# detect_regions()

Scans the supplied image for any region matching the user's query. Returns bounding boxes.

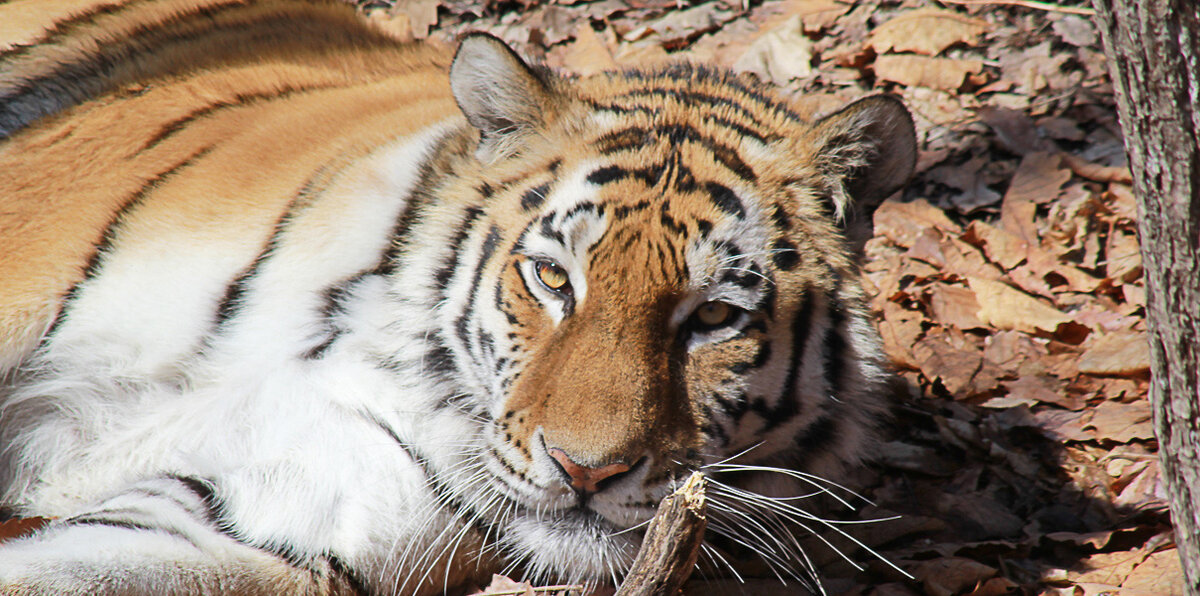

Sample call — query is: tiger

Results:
[0,0,916,593]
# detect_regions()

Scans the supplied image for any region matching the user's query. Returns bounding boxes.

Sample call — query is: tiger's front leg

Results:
[0,477,359,596]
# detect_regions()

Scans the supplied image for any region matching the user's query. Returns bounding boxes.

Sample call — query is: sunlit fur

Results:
[0,0,915,594]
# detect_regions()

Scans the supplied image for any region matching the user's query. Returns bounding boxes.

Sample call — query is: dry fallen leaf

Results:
[1078,330,1151,377]
[874,199,963,249]
[879,301,925,370]
[1002,375,1083,411]
[1069,550,1145,587]
[0,516,49,544]
[874,55,984,91]
[1005,151,1073,205]
[1113,459,1167,512]
[561,23,617,76]
[910,556,998,596]
[968,276,1071,335]
[927,282,985,330]
[733,15,814,86]
[868,8,991,57]
[623,2,733,48]
[391,0,439,39]
[1121,548,1185,593]
[1085,399,1154,443]
[366,10,415,42]
[1027,408,1096,442]
[1106,227,1143,283]
[964,220,1027,270]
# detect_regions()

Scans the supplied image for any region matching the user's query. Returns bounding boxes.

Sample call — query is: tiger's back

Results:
[0,0,455,370]
[0,1,916,594]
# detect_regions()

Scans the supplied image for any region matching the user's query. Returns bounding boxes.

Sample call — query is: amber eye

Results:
[694,301,735,328]
[534,260,572,294]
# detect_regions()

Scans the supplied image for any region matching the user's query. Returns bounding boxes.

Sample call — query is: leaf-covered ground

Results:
[355,0,1171,594]
[0,1,1177,594]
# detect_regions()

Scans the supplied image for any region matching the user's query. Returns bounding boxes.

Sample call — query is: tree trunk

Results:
[1091,1,1200,593]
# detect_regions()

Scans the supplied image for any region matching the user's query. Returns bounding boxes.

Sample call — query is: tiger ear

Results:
[450,33,556,162]
[810,94,917,253]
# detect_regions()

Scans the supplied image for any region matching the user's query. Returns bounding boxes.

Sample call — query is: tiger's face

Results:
[423,35,916,582]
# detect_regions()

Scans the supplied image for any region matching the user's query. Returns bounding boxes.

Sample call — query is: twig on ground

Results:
[614,472,708,596]
[937,0,1096,16]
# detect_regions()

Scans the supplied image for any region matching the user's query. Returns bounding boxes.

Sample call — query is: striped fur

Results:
[0,1,916,593]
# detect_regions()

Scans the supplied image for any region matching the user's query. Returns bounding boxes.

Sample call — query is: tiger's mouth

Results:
[554,504,618,532]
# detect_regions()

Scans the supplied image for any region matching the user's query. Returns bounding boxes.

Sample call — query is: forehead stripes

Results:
[578,64,806,146]
[593,124,757,183]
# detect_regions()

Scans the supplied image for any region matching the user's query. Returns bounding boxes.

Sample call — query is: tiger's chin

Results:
[501,506,642,586]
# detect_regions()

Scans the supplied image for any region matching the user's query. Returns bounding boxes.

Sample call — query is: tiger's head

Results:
[395,33,915,587]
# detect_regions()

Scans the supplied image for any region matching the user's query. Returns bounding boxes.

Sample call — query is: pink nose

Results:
[548,447,632,493]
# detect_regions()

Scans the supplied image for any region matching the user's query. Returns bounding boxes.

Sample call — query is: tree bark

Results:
[1091,1,1200,593]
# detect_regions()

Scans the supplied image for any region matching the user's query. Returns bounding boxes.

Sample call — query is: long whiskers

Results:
[690,463,911,592]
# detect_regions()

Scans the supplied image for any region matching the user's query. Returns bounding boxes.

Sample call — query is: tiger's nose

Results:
[547,447,633,494]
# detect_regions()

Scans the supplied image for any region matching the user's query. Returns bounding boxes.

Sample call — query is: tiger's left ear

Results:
[811,94,917,253]
[450,33,557,162]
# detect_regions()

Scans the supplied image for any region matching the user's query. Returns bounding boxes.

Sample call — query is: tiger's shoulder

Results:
[0,0,454,371]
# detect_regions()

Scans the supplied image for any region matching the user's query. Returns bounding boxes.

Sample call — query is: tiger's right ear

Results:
[450,33,556,162]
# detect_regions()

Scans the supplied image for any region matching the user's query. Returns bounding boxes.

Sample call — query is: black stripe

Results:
[613,199,651,220]
[705,182,745,218]
[594,127,649,154]
[126,487,205,520]
[210,160,346,332]
[454,226,502,359]
[796,415,837,453]
[0,0,395,139]
[587,165,634,186]
[595,123,757,183]
[424,333,458,379]
[721,262,762,288]
[610,88,772,130]
[715,390,749,419]
[167,475,225,530]
[434,206,485,295]
[302,279,361,360]
[538,214,564,244]
[590,102,773,144]
[619,65,803,124]
[44,144,216,341]
[585,162,700,194]
[659,212,687,236]
[67,517,169,535]
[165,475,314,571]
[822,296,848,399]
[699,404,730,447]
[770,203,792,233]
[520,183,550,211]
[359,408,498,549]
[493,268,520,326]
[730,342,771,375]
[138,87,321,153]
[771,238,800,271]
[754,291,815,431]
[371,138,450,277]
[560,201,599,222]
[211,211,303,331]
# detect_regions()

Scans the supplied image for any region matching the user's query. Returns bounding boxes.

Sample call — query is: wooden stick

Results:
[615,472,708,596]
[937,0,1096,16]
